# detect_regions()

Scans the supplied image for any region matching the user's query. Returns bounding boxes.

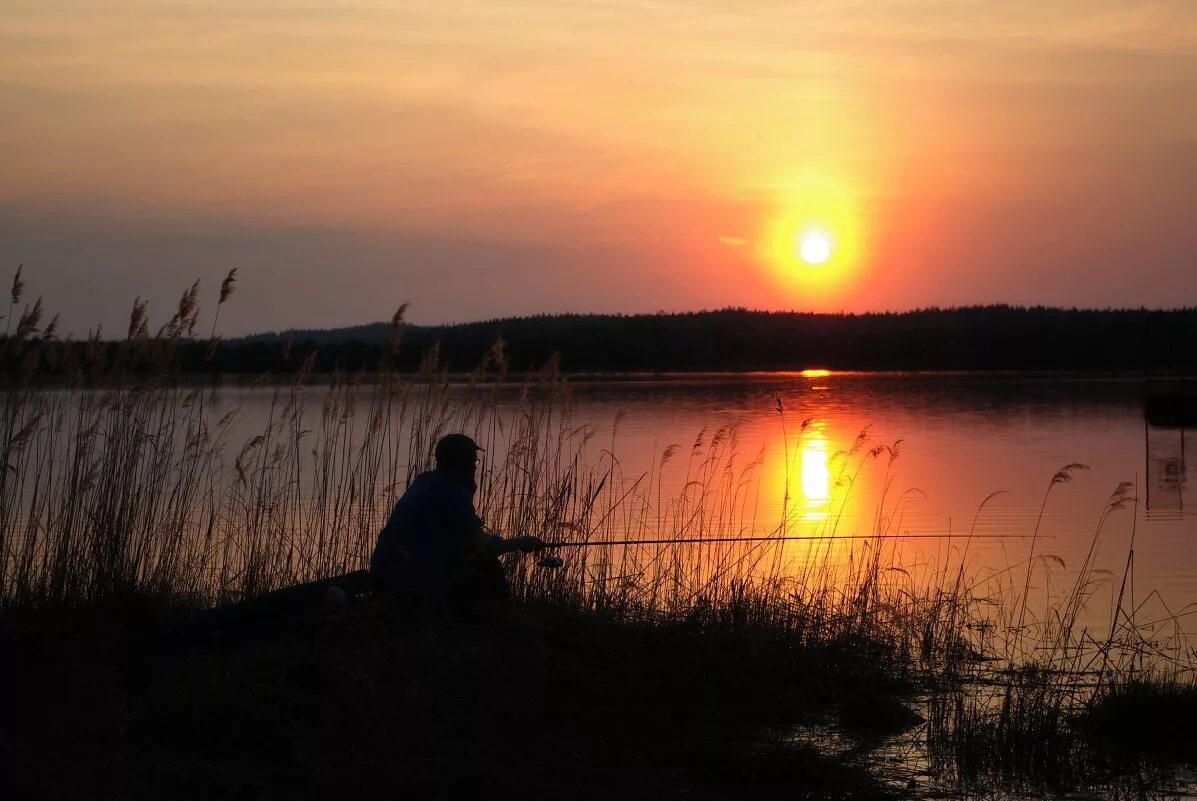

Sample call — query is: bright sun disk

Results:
[799,231,832,265]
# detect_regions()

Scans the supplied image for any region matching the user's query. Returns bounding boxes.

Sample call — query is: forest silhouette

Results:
[14,306,1197,377]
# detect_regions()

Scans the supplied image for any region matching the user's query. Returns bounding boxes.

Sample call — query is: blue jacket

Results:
[370,469,501,595]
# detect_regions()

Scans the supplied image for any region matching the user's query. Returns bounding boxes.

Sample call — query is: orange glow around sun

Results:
[760,171,867,300]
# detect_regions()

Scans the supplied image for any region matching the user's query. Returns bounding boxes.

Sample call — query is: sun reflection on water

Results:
[799,428,832,521]
[802,440,830,500]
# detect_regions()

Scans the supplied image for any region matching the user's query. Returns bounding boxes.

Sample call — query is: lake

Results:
[219,371,1194,633]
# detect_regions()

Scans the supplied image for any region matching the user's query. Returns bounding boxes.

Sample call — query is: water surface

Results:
[223,372,1193,630]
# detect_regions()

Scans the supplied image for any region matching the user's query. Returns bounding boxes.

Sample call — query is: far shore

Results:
[9,367,1193,388]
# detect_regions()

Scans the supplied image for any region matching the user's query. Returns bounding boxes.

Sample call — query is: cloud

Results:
[3,0,1197,325]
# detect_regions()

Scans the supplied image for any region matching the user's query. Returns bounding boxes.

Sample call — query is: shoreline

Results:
[7,367,1190,389]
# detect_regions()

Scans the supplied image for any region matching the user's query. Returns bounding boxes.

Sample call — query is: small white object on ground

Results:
[324,585,350,607]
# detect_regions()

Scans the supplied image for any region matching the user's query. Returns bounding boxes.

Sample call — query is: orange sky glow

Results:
[3,1,1197,333]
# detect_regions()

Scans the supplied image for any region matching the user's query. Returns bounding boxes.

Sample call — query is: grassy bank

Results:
[6,585,1194,800]
[3,273,1196,798]
[3,594,919,800]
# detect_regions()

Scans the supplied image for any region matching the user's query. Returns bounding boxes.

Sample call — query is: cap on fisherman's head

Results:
[435,433,484,469]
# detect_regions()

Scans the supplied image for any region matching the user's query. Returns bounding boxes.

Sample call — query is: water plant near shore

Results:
[2,272,1195,797]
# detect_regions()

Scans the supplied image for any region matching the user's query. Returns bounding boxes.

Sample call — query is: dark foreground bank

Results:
[3,594,917,801]
[6,591,1197,800]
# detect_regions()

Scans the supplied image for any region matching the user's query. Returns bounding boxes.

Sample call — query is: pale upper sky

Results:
[3,1,1196,335]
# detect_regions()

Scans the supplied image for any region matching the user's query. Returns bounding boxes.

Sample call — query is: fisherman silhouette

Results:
[194,434,544,630]
[370,433,545,608]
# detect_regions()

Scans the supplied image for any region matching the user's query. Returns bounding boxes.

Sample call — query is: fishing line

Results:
[543,533,1049,548]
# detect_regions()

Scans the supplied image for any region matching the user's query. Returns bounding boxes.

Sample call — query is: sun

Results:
[798,230,832,266]
[759,170,867,298]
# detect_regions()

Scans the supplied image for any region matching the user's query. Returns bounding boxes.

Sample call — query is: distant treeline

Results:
[228,306,1196,375]
[10,306,1197,379]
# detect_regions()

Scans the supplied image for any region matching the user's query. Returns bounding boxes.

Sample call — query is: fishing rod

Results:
[542,533,1048,548]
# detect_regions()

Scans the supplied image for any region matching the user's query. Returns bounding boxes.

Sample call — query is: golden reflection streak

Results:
[764,415,880,570]
[799,429,831,521]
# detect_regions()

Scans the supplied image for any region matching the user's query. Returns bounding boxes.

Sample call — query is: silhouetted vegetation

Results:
[226,306,1197,375]
[3,599,911,801]
[7,306,1196,381]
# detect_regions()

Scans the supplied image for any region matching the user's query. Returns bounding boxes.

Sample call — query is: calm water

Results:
[224,372,1194,631]
[586,373,1195,626]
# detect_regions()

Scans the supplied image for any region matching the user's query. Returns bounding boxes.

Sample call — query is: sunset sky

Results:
[4,1,1197,334]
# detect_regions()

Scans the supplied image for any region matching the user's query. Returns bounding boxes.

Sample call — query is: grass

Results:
[3,595,915,800]
[1080,678,1197,759]
[2,271,1197,799]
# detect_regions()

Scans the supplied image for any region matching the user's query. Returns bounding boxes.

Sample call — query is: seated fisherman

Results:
[369,433,544,604]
